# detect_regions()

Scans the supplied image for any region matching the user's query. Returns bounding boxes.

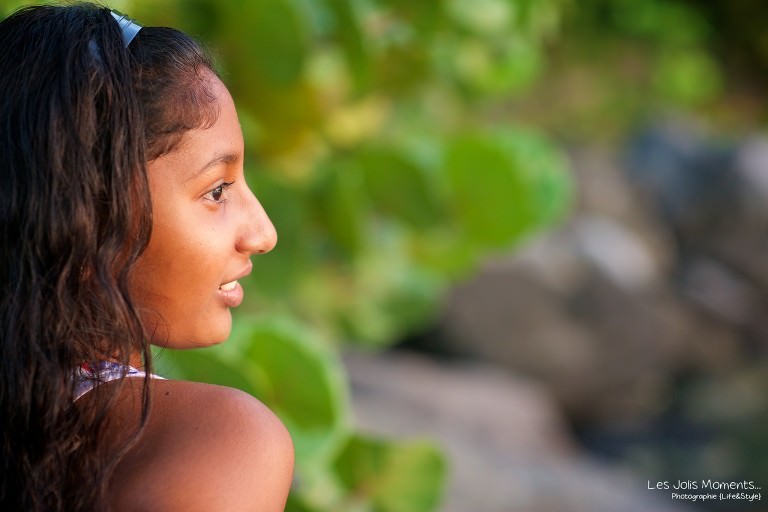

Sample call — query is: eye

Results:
[204,181,234,203]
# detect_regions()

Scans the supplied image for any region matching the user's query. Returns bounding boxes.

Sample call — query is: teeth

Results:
[219,280,238,291]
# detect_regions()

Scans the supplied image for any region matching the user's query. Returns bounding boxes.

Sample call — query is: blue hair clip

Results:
[110,11,142,47]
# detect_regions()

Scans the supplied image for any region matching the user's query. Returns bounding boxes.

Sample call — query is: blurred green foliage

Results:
[513,0,753,139]
[577,0,722,108]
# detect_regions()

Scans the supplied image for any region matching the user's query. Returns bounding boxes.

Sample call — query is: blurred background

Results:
[4,0,768,510]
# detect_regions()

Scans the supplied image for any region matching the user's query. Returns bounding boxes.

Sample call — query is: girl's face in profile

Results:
[130,72,277,348]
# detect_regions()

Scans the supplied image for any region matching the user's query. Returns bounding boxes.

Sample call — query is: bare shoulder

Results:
[110,379,294,512]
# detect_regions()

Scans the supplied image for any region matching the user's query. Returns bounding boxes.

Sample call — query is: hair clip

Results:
[110,11,142,48]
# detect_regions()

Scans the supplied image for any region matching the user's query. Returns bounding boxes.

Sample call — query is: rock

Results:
[571,214,662,292]
[434,142,758,426]
[736,134,768,214]
[440,228,707,423]
[345,349,574,459]
[623,120,740,237]
[344,350,699,512]
[410,132,768,505]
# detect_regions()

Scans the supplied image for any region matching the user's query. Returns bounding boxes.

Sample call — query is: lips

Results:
[217,280,243,308]
[219,280,238,291]
[217,262,252,308]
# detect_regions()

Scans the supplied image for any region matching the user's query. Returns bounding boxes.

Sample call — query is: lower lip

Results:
[218,282,244,308]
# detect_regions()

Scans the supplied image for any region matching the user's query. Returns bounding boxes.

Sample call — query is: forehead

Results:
[173,76,241,149]
[146,76,243,179]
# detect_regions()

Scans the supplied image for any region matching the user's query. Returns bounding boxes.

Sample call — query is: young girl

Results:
[0,4,294,511]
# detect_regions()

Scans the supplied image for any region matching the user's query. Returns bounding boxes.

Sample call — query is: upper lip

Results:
[220,260,253,286]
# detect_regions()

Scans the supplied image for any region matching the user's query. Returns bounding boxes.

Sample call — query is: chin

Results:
[187,327,233,348]
[158,335,230,350]
[157,318,233,349]
[139,303,235,348]
[196,309,233,344]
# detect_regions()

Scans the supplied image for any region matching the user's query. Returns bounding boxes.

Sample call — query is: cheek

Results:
[135,215,215,298]
[132,207,178,294]
[130,223,229,345]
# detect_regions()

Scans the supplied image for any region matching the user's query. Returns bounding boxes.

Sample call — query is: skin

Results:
[129,71,277,349]
[101,72,293,511]
[108,380,294,512]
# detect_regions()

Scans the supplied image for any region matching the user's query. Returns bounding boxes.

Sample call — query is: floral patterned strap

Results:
[73,361,164,401]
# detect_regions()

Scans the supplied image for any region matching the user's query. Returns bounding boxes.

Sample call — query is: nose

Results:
[236,186,277,255]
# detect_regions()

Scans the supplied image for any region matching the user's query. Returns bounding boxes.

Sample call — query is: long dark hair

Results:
[0,4,217,510]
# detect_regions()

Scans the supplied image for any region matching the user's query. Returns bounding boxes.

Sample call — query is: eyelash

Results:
[204,181,234,203]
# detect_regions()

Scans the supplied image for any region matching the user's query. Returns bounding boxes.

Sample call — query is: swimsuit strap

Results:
[74,361,163,401]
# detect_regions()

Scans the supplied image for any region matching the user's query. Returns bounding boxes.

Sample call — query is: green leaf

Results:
[444,132,532,248]
[654,48,722,106]
[358,146,444,230]
[444,128,570,250]
[285,494,323,512]
[321,0,371,93]
[446,0,513,35]
[408,229,481,279]
[162,317,349,468]
[496,127,572,227]
[333,434,447,512]
[239,317,349,464]
[312,161,369,257]
[379,269,442,334]
[242,171,313,297]
[225,0,308,86]
[153,345,254,391]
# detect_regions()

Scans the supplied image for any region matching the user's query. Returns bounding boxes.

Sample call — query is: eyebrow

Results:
[185,152,241,183]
